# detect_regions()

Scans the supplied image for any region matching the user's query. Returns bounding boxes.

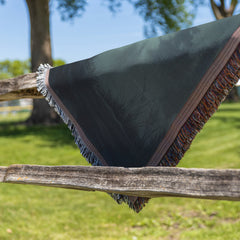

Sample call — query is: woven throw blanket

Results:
[37,15,240,212]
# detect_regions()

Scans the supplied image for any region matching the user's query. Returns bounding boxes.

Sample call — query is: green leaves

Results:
[56,0,87,20]
[53,59,66,67]
[130,0,204,37]
[53,0,204,36]
[0,59,65,80]
[104,0,205,36]
[0,60,30,79]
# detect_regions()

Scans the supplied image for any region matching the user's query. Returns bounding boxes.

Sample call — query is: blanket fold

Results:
[37,14,240,212]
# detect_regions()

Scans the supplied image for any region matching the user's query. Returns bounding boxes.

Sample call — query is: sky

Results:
[0,1,237,63]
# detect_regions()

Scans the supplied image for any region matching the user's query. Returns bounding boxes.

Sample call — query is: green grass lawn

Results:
[0,103,240,240]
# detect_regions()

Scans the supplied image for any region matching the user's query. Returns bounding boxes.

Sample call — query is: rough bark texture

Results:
[210,0,239,102]
[1,164,240,200]
[210,0,238,19]
[25,0,60,124]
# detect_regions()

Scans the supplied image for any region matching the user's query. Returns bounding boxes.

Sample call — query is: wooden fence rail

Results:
[0,73,42,102]
[0,73,240,201]
[1,164,240,200]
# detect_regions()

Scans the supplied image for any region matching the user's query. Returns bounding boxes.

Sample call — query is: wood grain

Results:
[0,73,43,101]
[1,164,240,200]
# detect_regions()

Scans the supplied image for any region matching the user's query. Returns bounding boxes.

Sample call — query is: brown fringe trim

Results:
[160,44,240,167]
[111,193,149,213]
[38,44,240,213]
[131,43,240,212]
[131,196,149,213]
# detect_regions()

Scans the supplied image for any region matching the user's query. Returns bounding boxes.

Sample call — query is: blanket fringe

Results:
[160,44,240,167]
[36,64,103,167]
[127,45,240,212]
[36,44,240,213]
[36,64,146,212]
[110,193,149,213]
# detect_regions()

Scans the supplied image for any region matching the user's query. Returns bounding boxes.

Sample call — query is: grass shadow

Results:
[0,121,75,147]
[212,115,240,129]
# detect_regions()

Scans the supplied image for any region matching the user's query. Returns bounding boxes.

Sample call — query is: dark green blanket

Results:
[37,14,240,212]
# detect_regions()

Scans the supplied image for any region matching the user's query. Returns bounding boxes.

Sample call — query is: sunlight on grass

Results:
[0,103,240,239]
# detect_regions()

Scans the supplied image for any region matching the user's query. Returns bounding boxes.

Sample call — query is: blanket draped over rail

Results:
[37,14,240,212]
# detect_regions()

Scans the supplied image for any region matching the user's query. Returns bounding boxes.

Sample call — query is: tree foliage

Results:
[53,0,205,36]
[1,1,240,37]
[0,59,65,80]
[56,0,87,20]
[51,0,207,36]
[0,60,29,79]
[1,0,207,37]
[106,0,205,36]
[130,0,204,36]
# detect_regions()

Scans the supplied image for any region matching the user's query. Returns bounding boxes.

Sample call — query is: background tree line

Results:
[0,59,65,79]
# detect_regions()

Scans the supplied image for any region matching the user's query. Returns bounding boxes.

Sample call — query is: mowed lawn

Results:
[0,103,240,240]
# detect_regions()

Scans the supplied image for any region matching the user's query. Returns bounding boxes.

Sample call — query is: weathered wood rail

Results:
[1,164,240,200]
[0,73,240,201]
[0,73,42,101]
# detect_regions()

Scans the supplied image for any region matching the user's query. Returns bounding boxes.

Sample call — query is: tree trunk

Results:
[25,0,60,124]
